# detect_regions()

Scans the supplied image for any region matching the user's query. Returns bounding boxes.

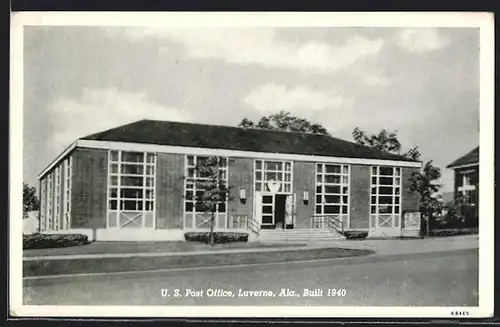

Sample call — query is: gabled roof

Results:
[81,119,418,162]
[446,146,479,168]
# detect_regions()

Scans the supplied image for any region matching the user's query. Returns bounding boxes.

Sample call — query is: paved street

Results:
[23,248,478,306]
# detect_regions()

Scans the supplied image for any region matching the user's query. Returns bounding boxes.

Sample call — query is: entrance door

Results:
[274,194,287,229]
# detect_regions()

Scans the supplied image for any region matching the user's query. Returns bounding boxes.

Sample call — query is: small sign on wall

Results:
[402,211,421,237]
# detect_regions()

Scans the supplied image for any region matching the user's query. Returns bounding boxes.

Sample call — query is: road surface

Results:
[23,249,478,306]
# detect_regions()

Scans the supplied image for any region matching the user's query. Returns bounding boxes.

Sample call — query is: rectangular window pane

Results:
[371,196,377,204]
[371,206,376,214]
[110,163,118,174]
[316,185,322,194]
[121,164,144,175]
[109,188,118,198]
[316,205,322,214]
[122,152,144,163]
[316,175,322,183]
[147,154,155,163]
[372,167,377,175]
[121,189,143,199]
[378,186,393,195]
[342,196,348,204]
[317,164,323,173]
[372,177,377,184]
[110,200,118,210]
[265,172,277,181]
[342,206,348,214]
[146,178,154,187]
[218,202,226,213]
[316,195,322,203]
[324,205,340,214]
[285,162,291,171]
[284,184,291,193]
[324,185,341,194]
[263,206,273,214]
[325,195,341,204]
[379,205,392,213]
[379,167,394,176]
[110,176,118,186]
[110,151,119,162]
[255,171,262,181]
[255,161,262,170]
[262,215,273,224]
[343,166,349,174]
[121,176,143,187]
[379,177,394,185]
[255,182,262,191]
[263,196,273,204]
[379,196,393,204]
[325,175,341,184]
[325,165,341,174]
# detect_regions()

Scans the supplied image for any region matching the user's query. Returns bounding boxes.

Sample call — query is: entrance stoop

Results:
[256,228,346,242]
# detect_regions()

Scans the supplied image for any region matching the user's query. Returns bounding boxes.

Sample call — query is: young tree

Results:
[239,111,331,136]
[23,182,40,218]
[352,127,441,236]
[187,156,232,246]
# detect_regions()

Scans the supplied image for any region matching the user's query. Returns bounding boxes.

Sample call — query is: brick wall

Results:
[71,148,108,229]
[349,164,371,229]
[401,167,420,213]
[293,161,315,229]
[228,157,254,222]
[156,153,184,229]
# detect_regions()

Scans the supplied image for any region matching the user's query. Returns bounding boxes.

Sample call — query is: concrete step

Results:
[256,229,345,241]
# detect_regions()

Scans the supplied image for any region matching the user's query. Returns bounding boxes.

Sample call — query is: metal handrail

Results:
[310,215,344,235]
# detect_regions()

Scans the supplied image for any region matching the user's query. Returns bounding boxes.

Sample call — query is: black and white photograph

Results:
[10,12,494,318]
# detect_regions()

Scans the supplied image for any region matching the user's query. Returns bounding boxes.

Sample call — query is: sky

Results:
[22,25,479,192]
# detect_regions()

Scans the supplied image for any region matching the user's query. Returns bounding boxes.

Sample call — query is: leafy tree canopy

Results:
[239,111,331,136]
[23,182,39,218]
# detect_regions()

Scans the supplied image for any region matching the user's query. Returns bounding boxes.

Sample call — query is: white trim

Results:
[37,141,78,180]
[448,162,479,170]
[459,169,476,174]
[77,139,422,168]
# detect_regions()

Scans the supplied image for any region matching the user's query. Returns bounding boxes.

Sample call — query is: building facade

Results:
[38,120,422,241]
[446,146,479,207]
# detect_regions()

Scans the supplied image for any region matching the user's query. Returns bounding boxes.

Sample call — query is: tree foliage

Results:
[186,156,233,246]
[23,182,39,218]
[239,111,331,136]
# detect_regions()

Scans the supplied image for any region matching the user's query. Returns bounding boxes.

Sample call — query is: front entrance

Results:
[255,192,294,230]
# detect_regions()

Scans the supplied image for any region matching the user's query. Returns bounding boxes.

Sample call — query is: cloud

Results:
[243,84,352,114]
[122,27,384,72]
[48,88,190,152]
[397,28,450,53]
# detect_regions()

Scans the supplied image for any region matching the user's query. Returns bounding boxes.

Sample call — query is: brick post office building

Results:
[38,120,422,241]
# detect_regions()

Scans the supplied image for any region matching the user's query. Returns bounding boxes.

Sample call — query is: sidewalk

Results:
[23,234,479,261]
[306,234,479,256]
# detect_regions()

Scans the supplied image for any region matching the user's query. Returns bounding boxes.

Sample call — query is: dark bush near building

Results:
[184,232,249,244]
[23,233,90,250]
[343,231,368,240]
[429,228,478,237]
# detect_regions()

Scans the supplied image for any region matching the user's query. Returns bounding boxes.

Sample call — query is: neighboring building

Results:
[38,120,422,241]
[446,146,479,207]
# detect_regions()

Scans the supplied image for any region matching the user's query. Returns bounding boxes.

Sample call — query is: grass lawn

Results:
[23,241,306,257]
[23,247,374,277]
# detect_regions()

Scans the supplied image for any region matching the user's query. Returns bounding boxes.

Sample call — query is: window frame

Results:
[314,163,350,227]
[369,166,402,229]
[107,150,156,229]
[183,155,229,230]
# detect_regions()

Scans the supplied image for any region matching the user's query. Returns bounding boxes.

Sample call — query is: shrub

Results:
[429,228,478,237]
[184,232,248,244]
[343,231,368,240]
[23,233,90,250]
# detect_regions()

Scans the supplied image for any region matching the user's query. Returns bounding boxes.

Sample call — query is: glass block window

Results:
[62,156,72,230]
[39,179,46,232]
[184,155,228,229]
[315,164,350,225]
[370,166,402,228]
[107,151,156,228]
[53,166,61,230]
[46,172,53,231]
[254,160,293,193]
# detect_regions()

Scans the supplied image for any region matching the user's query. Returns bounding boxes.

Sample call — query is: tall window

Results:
[370,166,402,228]
[40,179,46,232]
[184,155,228,229]
[107,151,156,228]
[458,171,477,205]
[315,164,350,224]
[47,172,53,231]
[254,160,292,193]
[54,166,61,230]
[62,156,72,230]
